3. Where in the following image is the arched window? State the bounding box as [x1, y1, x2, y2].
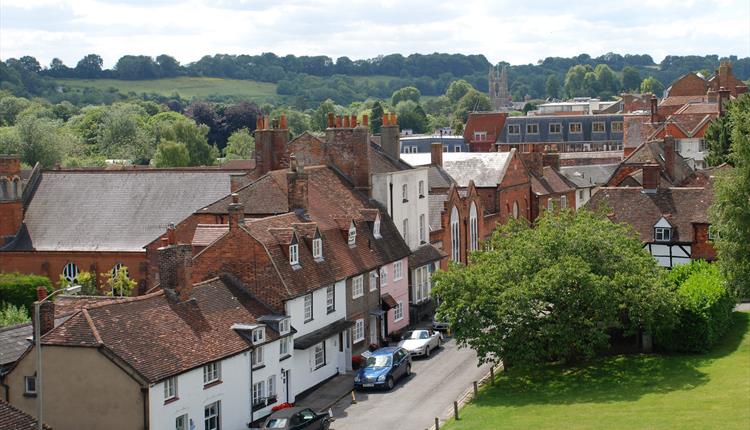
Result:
[62, 262, 79, 283]
[450, 206, 460, 263]
[513, 201, 519, 219]
[469, 202, 478, 252]
[11, 178, 20, 199]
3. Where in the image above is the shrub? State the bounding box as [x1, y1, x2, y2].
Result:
[0, 273, 52, 313]
[0, 303, 30, 327]
[655, 263, 735, 352]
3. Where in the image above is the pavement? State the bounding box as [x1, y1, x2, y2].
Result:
[296, 373, 354, 413]
[327, 337, 491, 430]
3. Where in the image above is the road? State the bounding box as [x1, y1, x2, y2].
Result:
[328, 338, 491, 430]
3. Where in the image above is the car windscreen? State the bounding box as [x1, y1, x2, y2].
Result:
[264, 418, 288, 428]
[404, 330, 429, 340]
[365, 355, 392, 367]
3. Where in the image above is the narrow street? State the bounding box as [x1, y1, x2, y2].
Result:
[329, 339, 491, 430]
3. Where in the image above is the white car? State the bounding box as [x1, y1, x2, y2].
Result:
[397, 329, 443, 357]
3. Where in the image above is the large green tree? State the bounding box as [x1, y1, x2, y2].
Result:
[391, 86, 421, 106]
[445, 79, 473, 104]
[454, 89, 491, 122]
[640, 77, 664, 96]
[154, 140, 190, 167]
[710, 94, 750, 298]
[432, 210, 674, 367]
[545, 74, 560, 99]
[622, 66, 642, 92]
[370, 100, 384, 134]
[224, 128, 255, 160]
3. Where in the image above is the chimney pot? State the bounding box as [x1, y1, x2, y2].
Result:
[650, 96, 658, 123]
[336, 115, 342, 128]
[362, 114, 369, 127]
[351, 114, 357, 127]
[280, 114, 287, 129]
[36, 286, 47, 301]
[231, 193, 239, 204]
[343, 115, 350, 128]
[167, 223, 176, 246]
[327, 112, 335, 128]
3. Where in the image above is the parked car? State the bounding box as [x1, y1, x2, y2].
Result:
[432, 317, 450, 331]
[398, 329, 442, 357]
[354, 347, 411, 390]
[261, 407, 331, 430]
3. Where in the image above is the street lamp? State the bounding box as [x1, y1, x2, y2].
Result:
[34, 284, 81, 430]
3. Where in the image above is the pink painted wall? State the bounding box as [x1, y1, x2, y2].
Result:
[382, 256, 410, 333]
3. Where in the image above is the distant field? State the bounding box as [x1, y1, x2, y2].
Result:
[55, 77, 279, 100]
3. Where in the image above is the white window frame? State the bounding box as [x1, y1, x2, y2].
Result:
[62, 262, 79, 283]
[560, 195, 568, 209]
[369, 271, 378, 292]
[352, 275, 364, 299]
[419, 214, 426, 243]
[348, 222, 357, 246]
[512, 201, 519, 219]
[393, 261, 403, 281]
[569, 122, 582, 133]
[592, 122, 605, 133]
[380, 267, 388, 286]
[469, 202, 478, 252]
[203, 361, 220, 385]
[402, 184, 408, 202]
[454, 145, 462, 152]
[508, 124, 520, 135]
[418, 180, 425, 197]
[279, 318, 290, 334]
[326, 285, 335, 313]
[373, 214, 382, 239]
[654, 227, 672, 242]
[450, 206, 460, 262]
[549, 123, 562, 134]
[612, 121, 623, 133]
[204, 401, 220, 430]
[24, 376, 36, 395]
[708, 225, 716, 241]
[394, 302, 404, 322]
[312, 237, 322, 260]
[304, 293, 313, 322]
[175, 414, 188, 430]
[252, 381, 265, 406]
[252, 345, 264, 368]
[353, 319, 365, 343]
[252, 327, 265, 344]
[280, 336, 290, 356]
[526, 123, 539, 134]
[313, 342, 326, 369]
[473, 131, 487, 141]
[164, 376, 177, 401]
[289, 243, 299, 266]
[267, 375, 277, 401]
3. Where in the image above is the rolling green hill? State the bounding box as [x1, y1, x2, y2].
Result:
[55, 77, 279, 101]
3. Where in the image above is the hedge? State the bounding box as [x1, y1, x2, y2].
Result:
[655, 264, 735, 353]
[0, 273, 53, 315]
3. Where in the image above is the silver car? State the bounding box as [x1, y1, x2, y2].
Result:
[397, 329, 443, 357]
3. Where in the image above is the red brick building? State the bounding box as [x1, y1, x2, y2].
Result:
[463, 112, 507, 152]
[520, 151, 578, 220]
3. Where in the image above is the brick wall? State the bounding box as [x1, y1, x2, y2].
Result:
[666, 73, 707, 97]
[0, 201, 23, 237]
[692, 223, 717, 261]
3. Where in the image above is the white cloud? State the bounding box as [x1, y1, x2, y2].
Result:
[0, 0, 748, 67]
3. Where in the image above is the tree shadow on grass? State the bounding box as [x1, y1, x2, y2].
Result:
[474, 312, 748, 408]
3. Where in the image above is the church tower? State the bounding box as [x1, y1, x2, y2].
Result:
[488, 65, 512, 111]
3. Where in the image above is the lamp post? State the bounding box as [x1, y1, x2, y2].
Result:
[34, 284, 81, 430]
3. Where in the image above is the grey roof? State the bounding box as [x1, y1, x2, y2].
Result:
[0, 316, 67, 369]
[15, 171, 233, 252]
[428, 194, 448, 231]
[427, 165, 455, 190]
[498, 114, 625, 144]
[399, 135, 467, 153]
[560, 164, 619, 187]
[402, 152, 512, 188]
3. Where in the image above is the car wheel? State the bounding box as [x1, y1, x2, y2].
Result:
[438, 337, 442, 347]
[386, 376, 395, 390]
[405, 364, 411, 377]
[425, 346, 431, 357]
[321, 418, 331, 430]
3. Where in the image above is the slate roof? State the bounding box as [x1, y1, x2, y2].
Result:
[498, 114, 625, 144]
[369, 142, 414, 174]
[6, 171, 234, 252]
[426, 165, 456, 190]
[428, 194, 448, 231]
[531, 166, 577, 196]
[0, 399, 51, 430]
[586, 187, 713, 243]
[42, 275, 282, 383]
[193, 224, 232, 247]
[408, 243, 446, 268]
[401, 152, 512, 188]
[560, 164, 619, 187]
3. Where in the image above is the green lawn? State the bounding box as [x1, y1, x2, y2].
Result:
[55, 77, 279, 100]
[444, 312, 750, 430]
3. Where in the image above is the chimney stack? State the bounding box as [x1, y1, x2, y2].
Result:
[279, 114, 287, 130]
[0, 155, 24, 237]
[380, 112, 400, 160]
[718, 87, 731, 116]
[343, 115, 350, 128]
[520, 152, 543, 177]
[228, 193, 244, 229]
[650, 95, 658, 123]
[287, 155, 309, 212]
[33, 287, 55, 339]
[542, 149, 560, 171]
[663, 135, 675, 180]
[158, 226, 193, 302]
[642, 163, 660, 192]
[430, 142, 443, 166]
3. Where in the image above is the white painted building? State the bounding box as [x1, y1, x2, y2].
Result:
[371, 167, 430, 251]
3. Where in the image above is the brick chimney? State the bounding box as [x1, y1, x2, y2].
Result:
[542, 150, 560, 171]
[287, 155, 308, 212]
[718, 61, 730, 88]
[642, 163, 660, 191]
[650, 95, 658, 123]
[520, 151, 543, 177]
[0, 155, 24, 238]
[325, 112, 371, 192]
[380, 112, 400, 160]
[718, 87, 731, 117]
[430, 142, 443, 166]
[254, 115, 289, 177]
[158, 225, 193, 302]
[33, 287, 55, 339]
[228, 193, 244, 229]
[663, 135, 675, 180]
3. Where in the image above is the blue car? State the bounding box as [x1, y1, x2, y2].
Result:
[354, 347, 412, 390]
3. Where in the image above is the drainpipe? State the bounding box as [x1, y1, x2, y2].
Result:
[1, 375, 9, 401]
[249, 349, 254, 426]
[141, 386, 149, 430]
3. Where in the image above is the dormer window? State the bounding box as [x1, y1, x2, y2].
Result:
[654, 217, 672, 242]
[289, 239, 299, 266]
[373, 214, 382, 239]
[312, 231, 323, 260]
[348, 221, 357, 246]
[252, 327, 265, 344]
[278, 318, 290, 335]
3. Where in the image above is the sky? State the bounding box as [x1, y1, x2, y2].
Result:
[1, 0, 749, 69]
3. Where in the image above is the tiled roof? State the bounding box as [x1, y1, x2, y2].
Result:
[428, 194, 448, 231]
[614, 140, 694, 185]
[426, 165, 455, 190]
[369, 142, 413, 173]
[9, 171, 233, 252]
[401, 152, 512, 188]
[193, 224, 230, 247]
[0, 399, 51, 430]
[659, 95, 708, 107]
[43, 275, 280, 383]
[408, 243, 446, 268]
[200, 172, 288, 215]
[586, 187, 713, 243]
[531, 166, 577, 196]
[560, 164, 619, 187]
[463, 112, 506, 143]
[623, 115, 655, 149]
[674, 102, 719, 115]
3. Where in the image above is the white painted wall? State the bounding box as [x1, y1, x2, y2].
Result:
[676, 138, 706, 169]
[372, 168, 430, 251]
[575, 186, 593, 209]
[285, 280, 347, 396]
